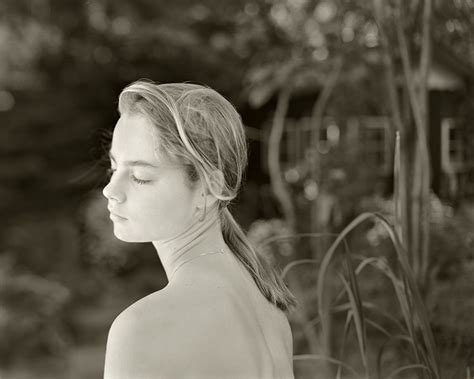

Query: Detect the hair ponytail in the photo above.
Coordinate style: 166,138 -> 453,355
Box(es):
220,207 -> 297,312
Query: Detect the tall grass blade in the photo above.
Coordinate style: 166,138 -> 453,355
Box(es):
281,259 -> 320,279
336,310 -> 354,379
339,275 -> 368,371
365,318 -> 391,339
393,130 -> 404,244
342,246 -> 368,368
387,364 -> 430,379
308,301 -> 403,335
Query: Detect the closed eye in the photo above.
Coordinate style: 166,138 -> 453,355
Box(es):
106,168 -> 151,185
131,176 -> 150,185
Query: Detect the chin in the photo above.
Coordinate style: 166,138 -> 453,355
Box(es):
112,230 -> 154,243
111,221 -> 171,243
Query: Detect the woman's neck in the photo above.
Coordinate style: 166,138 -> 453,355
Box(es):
152,206 -> 228,282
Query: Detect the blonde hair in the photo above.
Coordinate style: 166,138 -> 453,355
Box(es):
118,79 -> 297,312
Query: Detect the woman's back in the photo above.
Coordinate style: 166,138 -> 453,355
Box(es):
192,249 -> 294,378
104,249 -> 294,379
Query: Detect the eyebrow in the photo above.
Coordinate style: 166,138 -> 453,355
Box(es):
108,151 -> 159,169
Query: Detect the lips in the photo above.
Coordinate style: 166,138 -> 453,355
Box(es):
108,206 -> 127,220
109,212 -> 127,221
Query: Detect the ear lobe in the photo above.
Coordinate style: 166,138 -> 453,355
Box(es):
196,191 -> 205,208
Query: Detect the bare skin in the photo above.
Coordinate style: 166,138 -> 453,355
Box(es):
102,113 -> 294,378
104,248 -> 294,379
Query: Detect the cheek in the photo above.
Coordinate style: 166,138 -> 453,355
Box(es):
136,181 -> 196,234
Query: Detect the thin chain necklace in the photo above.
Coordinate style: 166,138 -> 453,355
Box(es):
169,248 -> 224,281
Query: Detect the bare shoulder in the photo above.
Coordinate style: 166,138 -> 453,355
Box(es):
107,284 -> 227,339
104,288 -> 178,378
104,285 -> 253,378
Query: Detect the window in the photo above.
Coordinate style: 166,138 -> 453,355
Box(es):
441,117 -> 474,197
441,117 -> 469,172
278,117 -> 342,169
265,115 -> 392,177
359,117 -> 391,174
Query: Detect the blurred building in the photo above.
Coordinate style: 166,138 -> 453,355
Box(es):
241,42 -> 474,205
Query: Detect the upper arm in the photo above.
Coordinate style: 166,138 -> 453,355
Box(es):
104,312 -> 148,379
104,308 -> 177,379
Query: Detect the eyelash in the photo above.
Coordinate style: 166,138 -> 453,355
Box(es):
106,168 -> 150,185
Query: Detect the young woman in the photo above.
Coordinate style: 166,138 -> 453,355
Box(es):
102,80 -> 297,378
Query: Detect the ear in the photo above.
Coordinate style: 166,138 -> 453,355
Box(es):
197,170 -> 225,209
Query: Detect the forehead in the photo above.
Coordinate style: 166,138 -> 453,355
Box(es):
110,113 -> 160,161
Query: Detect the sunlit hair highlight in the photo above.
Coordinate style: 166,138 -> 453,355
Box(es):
117,79 -> 297,312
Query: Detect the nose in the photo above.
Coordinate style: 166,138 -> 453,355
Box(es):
102,177 -> 125,203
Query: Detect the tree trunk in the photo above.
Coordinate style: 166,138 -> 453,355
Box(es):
418,0 -> 432,293
309,57 -> 343,262
373,2 -> 410,247
395,0 -> 432,290
267,85 -> 331,374
268,86 -> 296,231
